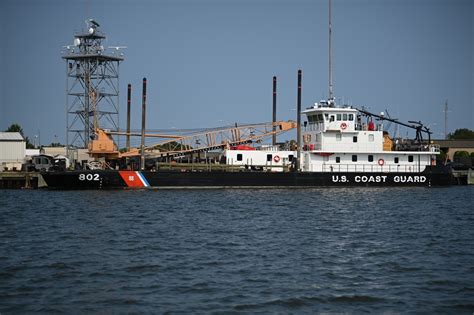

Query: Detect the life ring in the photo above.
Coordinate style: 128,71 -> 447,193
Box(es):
340,122 -> 347,130
273,155 -> 281,163
378,158 -> 385,166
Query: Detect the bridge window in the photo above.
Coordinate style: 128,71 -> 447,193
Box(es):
352,155 -> 357,162
336,156 -> 340,163
337,114 -> 342,121
267,154 -> 272,162
394,157 -> 399,164
237,154 -> 243,161
343,113 -> 347,120
330,115 -> 335,122
408,155 -> 414,162
368,155 -> 374,162
349,114 -> 354,121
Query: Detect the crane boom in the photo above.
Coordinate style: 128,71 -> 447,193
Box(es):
122,120 -> 296,158
90,121 -> 297,159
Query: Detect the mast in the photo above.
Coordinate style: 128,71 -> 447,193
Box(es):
328,0 -> 333,105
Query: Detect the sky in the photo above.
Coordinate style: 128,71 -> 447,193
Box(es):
0,0 -> 472,146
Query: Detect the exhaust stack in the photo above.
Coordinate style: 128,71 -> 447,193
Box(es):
272,76 -> 277,146
126,84 -> 131,152
140,78 -> 147,171
296,70 -> 302,171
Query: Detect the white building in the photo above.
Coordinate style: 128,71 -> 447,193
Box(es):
0,132 -> 26,171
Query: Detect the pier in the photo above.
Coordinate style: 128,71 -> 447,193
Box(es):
452,169 -> 474,185
0,172 -> 46,189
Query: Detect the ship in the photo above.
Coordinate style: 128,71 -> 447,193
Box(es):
42,99 -> 452,189
42,1 -> 452,189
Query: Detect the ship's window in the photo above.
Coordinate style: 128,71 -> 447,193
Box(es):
288,155 -> 293,161
337,114 -> 342,121
324,114 -> 329,120
368,155 -> 374,162
368,134 -> 374,142
349,114 -> 354,121
394,157 -> 399,164
353,136 -> 358,143
267,154 -> 272,162
336,156 -> 340,163
343,113 -> 348,120
42,158 -> 49,164
308,115 -> 314,123
352,155 -> 357,162
408,155 -> 414,162
237,154 -> 243,161
330,115 -> 335,122
336,133 -> 341,141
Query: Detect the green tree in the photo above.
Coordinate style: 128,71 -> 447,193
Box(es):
5,123 -> 23,134
4,123 -> 35,149
453,150 -> 472,166
447,128 -> 474,140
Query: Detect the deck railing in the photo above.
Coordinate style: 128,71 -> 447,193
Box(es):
316,163 -> 423,173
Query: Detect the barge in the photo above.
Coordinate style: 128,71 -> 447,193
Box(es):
42,99 -> 452,189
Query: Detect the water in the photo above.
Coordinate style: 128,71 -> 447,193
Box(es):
1,187 -> 473,313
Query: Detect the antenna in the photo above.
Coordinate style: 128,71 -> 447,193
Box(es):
328,0 -> 333,104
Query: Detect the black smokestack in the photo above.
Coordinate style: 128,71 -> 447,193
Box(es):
140,78 -> 147,171
272,76 -> 277,146
126,84 -> 131,152
296,70 -> 302,171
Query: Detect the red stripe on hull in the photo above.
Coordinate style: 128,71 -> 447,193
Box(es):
119,171 -> 145,188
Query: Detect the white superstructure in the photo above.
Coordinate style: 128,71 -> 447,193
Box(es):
300,101 -> 438,173
223,100 -> 438,174
225,146 -> 296,172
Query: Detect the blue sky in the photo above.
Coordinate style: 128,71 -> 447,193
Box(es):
0,0 -> 472,146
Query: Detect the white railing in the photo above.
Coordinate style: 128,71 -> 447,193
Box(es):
309,163 -> 425,173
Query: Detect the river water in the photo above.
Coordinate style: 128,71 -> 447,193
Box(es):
1,187 -> 473,313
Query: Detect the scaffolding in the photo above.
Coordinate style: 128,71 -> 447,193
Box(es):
63,19 -> 124,151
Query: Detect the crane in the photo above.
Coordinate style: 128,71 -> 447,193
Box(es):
88,120 -> 297,160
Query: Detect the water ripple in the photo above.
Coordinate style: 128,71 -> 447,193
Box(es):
0,187 -> 473,313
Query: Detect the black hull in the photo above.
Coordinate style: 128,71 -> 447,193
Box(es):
41,166 -> 452,189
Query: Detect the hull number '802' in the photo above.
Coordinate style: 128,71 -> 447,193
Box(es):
79,173 -> 100,181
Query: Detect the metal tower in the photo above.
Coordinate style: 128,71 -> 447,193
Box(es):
63,19 -> 124,150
